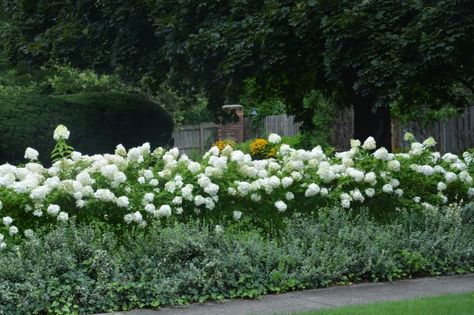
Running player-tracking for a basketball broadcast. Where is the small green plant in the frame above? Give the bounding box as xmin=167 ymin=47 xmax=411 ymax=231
xmin=50 ymin=125 xmax=74 ymax=162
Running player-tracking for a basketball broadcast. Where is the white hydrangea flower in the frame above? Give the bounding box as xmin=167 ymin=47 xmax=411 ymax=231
xmin=350 ymin=139 xmax=361 ymax=148
xmin=57 ymin=212 xmax=69 ymax=222
xmin=409 ymin=142 xmax=424 ymax=156
xmin=53 ymin=125 xmax=70 ymax=141
xmin=274 ymin=200 xmax=287 ymax=212
xmin=24 ymin=229 xmax=34 ymax=238
xmin=365 ymin=188 xmax=375 ymax=197
xmin=115 ymin=144 xmax=127 ymax=156
xmin=437 ymin=182 xmax=447 ymax=191
xmin=364 ymin=172 xmax=377 ymax=185
xmin=47 ymin=204 xmax=60 ymax=216
xmin=144 ymin=203 xmax=156 ymax=214
xmin=458 ymin=171 xmax=473 ymax=184
xmin=285 ymin=192 xmax=295 ymax=200
xmin=467 ymin=188 xmax=474 ymax=197
xmin=33 ymin=209 xmax=43 ymax=217
xmin=268 ymin=133 xmax=281 ymax=144
xmin=233 ymin=210 xmax=242 ymax=220
xmin=132 ymin=211 xmax=143 ymax=223
xmin=250 ymin=193 xmax=261 ymax=202
xmin=388 ymin=160 xmax=401 ymax=172
xmin=281 ymin=177 xmax=294 ymax=188
xmin=373 ymin=147 xmax=389 ymax=160
xmin=116 ymin=196 xmax=129 ymax=208
xmin=187 ymin=162 xmax=201 ymax=174
xmin=2 ymin=216 xmax=13 ymax=226
xmin=341 ymin=199 xmax=351 ymax=208
xmin=382 ymin=184 xmax=393 ymax=193
xmin=9 ymin=226 xmax=18 ymax=236
xmin=124 ymin=213 xmax=133 ymax=224
xmin=362 ymin=137 xmax=376 ymax=150
xmin=305 ymin=183 xmax=320 ymax=197
xmin=157 ymin=205 xmax=172 ymax=217
xmin=423 ymin=137 xmax=436 ymax=147
xmin=214 ymin=225 xmax=224 ymax=234
xmin=94 ymin=189 xmax=116 ymax=202
xmin=0 ymin=200 xmax=2 ymax=210
xmin=445 ymin=172 xmax=457 ymax=184
xmin=404 ymin=132 xmax=415 ymax=141
xmin=24 ymin=147 xmax=39 ymax=161
xmin=172 ymin=196 xmax=183 ymax=205
xmin=350 ymin=189 xmax=365 ymax=202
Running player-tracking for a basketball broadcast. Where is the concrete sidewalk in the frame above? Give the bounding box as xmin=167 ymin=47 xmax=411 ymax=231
xmin=102 ymin=274 xmax=474 ymax=315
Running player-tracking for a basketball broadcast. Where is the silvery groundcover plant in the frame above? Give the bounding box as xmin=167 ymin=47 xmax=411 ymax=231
xmin=0 ymin=125 xmax=473 ymax=246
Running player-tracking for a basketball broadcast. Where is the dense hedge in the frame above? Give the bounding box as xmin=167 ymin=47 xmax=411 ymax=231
xmin=0 ymin=92 xmax=173 ymax=163
xmin=0 ymin=206 xmax=473 ymax=314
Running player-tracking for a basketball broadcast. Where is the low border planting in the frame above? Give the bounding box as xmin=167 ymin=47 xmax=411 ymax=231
xmin=0 ymin=206 xmax=472 ymax=314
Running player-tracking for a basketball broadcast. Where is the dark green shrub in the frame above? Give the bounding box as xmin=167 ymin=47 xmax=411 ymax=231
xmin=0 ymin=92 xmax=173 ymax=163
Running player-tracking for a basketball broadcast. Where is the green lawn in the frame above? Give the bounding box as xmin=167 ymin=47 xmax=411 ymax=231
xmin=295 ymin=292 xmax=474 ymax=315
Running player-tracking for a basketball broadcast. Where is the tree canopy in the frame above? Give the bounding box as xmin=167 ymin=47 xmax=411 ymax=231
xmin=2 ymin=0 xmax=474 ymax=146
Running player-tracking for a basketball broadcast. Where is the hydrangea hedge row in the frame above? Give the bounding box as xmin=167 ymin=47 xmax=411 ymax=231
xmin=1 ymin=126 xmax=473 ymax=247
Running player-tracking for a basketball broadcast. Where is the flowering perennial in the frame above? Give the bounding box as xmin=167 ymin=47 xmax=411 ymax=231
xmin=0 ymin=126 xmax=473 ymax=247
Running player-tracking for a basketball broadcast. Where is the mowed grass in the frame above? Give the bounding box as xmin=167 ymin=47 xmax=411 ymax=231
xmin=294 ymin=292 xmax=474 ymax=315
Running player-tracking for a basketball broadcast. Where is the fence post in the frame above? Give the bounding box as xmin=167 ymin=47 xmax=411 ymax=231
xmin=199 ymin=123 xmax=204 ymax=152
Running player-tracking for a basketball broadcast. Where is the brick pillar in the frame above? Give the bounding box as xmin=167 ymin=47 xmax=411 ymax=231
xmin=218 ymin=105 xmax=244 ymax=142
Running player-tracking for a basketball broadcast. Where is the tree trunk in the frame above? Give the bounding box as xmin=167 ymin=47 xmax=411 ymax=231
xmin=352 ymin=96 xmax=392 ymax=151
xmin=341 ymin=72 xmax=392 ymax=150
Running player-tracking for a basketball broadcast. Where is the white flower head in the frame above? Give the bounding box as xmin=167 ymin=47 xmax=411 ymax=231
xmin=157 ymin=205 xmax=172 ymax=217
xmin=24 ymin=229 xmax=34 ymax=238
xmin=362 ymin=137 xmax=376 ymax=150
xmin=47 ymin=204 xmax=60 ymax=216
xmin=9 ymin=226 xmax=18 ymax=236
xmin=57 ymin=211 xmax=69 ymax=222
xmin=305 ymin=183 xmax=320 ymax=197
xmin=365 ymin=188 xmax=375 ymax=197
xmin=233 ymin=210 xmax=242 ymax=220
xmin=24 ymin=147 xmax=39 ymax=161
xmin=404 ymin=132 xmax=415 ymax=141
xmin=437 ymin=182 xmax=447 ymax=191
xmin=2 ymin=216 xmax=13 ymax=226
xmin=388 ymin=160 xmax=400 ymax=172
xmin=116 ymin=196 xmax=130 ymax=208
xmin=53 ymin=124 xmax=70 ymax=141
xmin=214 ymin=225 xmax=224 ymax=234
xmin=274 ymin=200 xmax=287 ymax=212
xmin=268 ymin=133 xmax=281 ymax=144
xmin=350 ymin=139 xmax=361 ymax=148
xmin=423 ymin=137 xmax=437 ymax=147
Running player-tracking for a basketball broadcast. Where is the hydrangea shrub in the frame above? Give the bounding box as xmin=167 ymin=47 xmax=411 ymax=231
xmin=0 ymin=127 xmax=473 ymax=247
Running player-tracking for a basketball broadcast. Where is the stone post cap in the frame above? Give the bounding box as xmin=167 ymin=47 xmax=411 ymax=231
xmin=222 ymin=104 xmax=243 ymax=110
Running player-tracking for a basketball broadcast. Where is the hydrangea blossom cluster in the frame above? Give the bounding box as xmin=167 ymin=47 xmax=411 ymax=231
xmin=0 ymin=128 xmax=473 ymax=248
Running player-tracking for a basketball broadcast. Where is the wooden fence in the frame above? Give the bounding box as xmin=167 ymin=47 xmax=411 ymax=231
xmin=399 ymin=106 xmax=474 ymax=153
xmin=173 ymin=106 xmax=474 ymax=154
xmin=172 ymin=122 xmax=218 ymax=155
xmin=243 ymin=115 xmax=302 ymax=140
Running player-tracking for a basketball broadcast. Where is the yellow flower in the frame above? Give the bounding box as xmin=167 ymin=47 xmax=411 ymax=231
xmin=214 ymin=139 xmax=236 ymax=151
xmin=250 ymin=138 xmax=269 ymax=158
xmin=214 ymin=140 xmax=226 ymax=151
